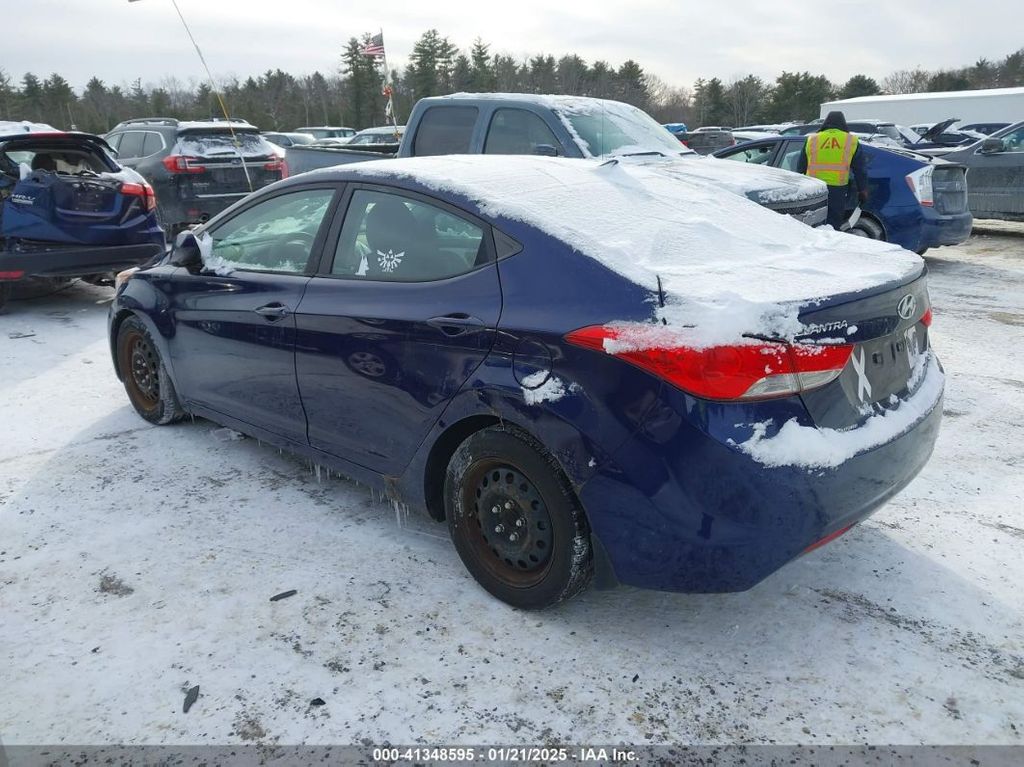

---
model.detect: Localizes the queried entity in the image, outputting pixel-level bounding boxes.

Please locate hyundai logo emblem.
[897,294,917,320]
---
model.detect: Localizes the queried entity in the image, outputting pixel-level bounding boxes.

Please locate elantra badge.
[897,294,917,320]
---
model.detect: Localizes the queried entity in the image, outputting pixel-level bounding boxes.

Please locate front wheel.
[116,316,186,425]
[445,426,593,609]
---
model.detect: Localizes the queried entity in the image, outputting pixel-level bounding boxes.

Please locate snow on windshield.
[348,155,922,346]
[552,98,689,158]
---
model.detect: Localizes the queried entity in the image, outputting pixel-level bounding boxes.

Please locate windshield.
[556,101,692,158]
[178,131,273,158]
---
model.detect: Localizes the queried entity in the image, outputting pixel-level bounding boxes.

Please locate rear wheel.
[849,216,885,240]
[116,316,185,425]
[445,426,593,609]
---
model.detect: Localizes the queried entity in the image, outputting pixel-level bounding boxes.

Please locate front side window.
[204,188,335,274]
[331,189,486,282]
[412,107,478,156]
[996,127,1024,153]
[780,142,806,172]
[722,144,774,165]
[484,109,559,155]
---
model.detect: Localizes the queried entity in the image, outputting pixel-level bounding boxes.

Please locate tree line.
[1,32,1021,135]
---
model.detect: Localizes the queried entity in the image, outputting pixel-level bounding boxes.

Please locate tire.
[115,316,186,425]
[445,426,593,609]
[849,216,885,240]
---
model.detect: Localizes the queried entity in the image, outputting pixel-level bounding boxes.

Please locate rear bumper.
[919,208,973,249]
[0,241,166,280]
[579,356,944,593]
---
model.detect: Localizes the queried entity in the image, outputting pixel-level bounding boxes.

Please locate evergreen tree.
[763,71,833,123]
[342,37,384,128]
[837,74,880,100]
[469,39,496,91]
[20,73,44,122]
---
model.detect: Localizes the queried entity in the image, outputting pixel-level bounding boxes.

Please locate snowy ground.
[1,223,1023,748]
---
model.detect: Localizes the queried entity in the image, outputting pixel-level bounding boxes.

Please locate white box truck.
[820,87,1024,125]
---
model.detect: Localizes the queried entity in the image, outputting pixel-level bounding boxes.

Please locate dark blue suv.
[0,124,164,311]
[715,136,972,253]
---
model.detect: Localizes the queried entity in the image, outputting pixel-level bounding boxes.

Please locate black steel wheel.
[445,426,593,609]
[116,316,185,425]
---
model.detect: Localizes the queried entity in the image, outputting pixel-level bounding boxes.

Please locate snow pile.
[733,351,944,469]
[0,120,58,135]
[346,155,922,347]
[520,371,577,405]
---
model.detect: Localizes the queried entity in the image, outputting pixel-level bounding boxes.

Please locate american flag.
[359,33,385,57]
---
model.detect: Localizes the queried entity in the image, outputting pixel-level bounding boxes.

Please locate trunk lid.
[173,129,281,199]
[795,272,932,430]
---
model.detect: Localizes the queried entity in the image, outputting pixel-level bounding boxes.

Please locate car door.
[961,126,1024,219]
[165,184,339,444]
[294,185,502,475]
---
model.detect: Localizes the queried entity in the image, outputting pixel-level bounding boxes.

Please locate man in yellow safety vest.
[796,111,868,230]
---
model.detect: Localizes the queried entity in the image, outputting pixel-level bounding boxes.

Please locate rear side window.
[204,189,335,274]
[484,109,559,155]
[412,107,478,157]
[117,131,145,158]
[331,189,486,282]
[722,144,774,165]
[141,132,164,157]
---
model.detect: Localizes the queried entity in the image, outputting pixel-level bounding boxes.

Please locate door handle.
[254,302,289,320]
[426,313,487,337]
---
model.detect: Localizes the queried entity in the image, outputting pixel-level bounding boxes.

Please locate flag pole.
[378,28,400,136]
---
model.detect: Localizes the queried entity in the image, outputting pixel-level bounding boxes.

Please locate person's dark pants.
[826,185,848,229]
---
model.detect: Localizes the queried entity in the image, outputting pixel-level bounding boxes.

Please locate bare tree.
[881,68,931,95]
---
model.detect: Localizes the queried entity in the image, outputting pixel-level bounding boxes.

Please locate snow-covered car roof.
[354,125,405,135]
[328,155,922,346]
[0,120,60,138]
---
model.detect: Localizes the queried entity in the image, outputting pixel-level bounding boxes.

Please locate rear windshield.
[178,131,273,158]
[1,140,115,175]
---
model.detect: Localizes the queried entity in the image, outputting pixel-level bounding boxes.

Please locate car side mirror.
[169,230,203,270]
[533,144,559,157]
[979,137,1003,154]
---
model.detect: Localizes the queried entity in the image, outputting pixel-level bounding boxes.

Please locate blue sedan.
[714,136,973,254]
[109,156,944,608]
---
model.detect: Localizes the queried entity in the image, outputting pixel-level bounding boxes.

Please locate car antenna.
[656,275,666,309]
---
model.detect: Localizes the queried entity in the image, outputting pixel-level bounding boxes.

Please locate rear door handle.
[254,302,289,320]
[426,313,487,337]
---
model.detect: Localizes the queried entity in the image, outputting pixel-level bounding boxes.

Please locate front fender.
[108,268,181,389]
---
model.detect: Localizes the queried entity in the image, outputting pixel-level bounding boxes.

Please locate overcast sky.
[5,0,1019,92]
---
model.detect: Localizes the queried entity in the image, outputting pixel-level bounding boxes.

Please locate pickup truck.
[286,94,828,225]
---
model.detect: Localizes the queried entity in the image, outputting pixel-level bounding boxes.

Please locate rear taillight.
[121,181,157,211]
[264,157,287,177]
[921,307,933,327]
[565,324,854,401]
[906,166,934,207]
[162,155,206,174]
[0,270,25,279]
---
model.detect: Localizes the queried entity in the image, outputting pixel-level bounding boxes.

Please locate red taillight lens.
[121,181,157,211]
[921,307,932,327]
[0,270,25,279]
[564,324,854,401]
[161,155,206,174]
[263,157,287,177]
